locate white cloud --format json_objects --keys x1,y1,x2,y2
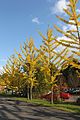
[
  {"x1": 32, "y1": 17, "x2": 40, "y2": 24},
  {"x1": 58, "y1": 36, "x2": 70, "y2": 41},
  {"x1": 51, "y1": 0, "x2": 69, "y2": 14},
  {"x1": 69, "y1": 24, "x2": 77, "y2": 30},
  {"x1": 61, "y1": 20, "x2": 77, "y2": 32},
  {"x1": 62, "y1": 24, "x2": 77, "y2": 32},
  {"x1": 62, "y1": 25, "x2": 68, "y2": 32},
  {"x1": 57, "y1": 35, "x2": 79, "y2": 53}
]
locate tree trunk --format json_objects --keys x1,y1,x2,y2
[
  {"x1": 51, "y1": 86, "x2": 53, "y2": 104},
  {"x1": 12, "y1": 89, "x2": 13, "y2": 95},
  {"x1": 27, "y1": 86, "x2": 29, "y2": 100},
  {"x1": 30, "y1": 86, "x2": 32, "y2": 100}
]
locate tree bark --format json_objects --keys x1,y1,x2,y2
[
  {"x1": 30, "y1": 86, "x2": 32, "y2": 100},
  {"x1": 27, "y1": 86, "x2": 29, "y2": 100},
  {"x1": 51, "y1": 86, "x2": 53, "y2": 104}
]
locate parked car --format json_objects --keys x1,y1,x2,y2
[
  {"x1": 41, "y1": 91, "x2": 71, "y2": 101},
  {"x1": 60, "y1": 92, "x2": 70, "y2": 99},
  {"x1": 64, "y1": 88, "x2": 80, "y2": 95}
]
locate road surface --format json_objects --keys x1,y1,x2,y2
[{"x1": 0, "y1": 96, "x2": 80, "y2": 120}]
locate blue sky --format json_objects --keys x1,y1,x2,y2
[{"x1": 0, "y1": 0, "x2": 80, "y2": 71}]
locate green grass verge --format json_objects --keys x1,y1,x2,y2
[{"x1": 12, "y1": 97, "x2": 80, "y2": 113}]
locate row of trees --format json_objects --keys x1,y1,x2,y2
[{"x1": 0, "y1": 0, "x2": 80, "y2": 103}]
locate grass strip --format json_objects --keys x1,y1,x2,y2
[{"x1": 12, "y1": 97, "x2": 80, "y2": 113}]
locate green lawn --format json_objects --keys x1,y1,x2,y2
[{"x1": 12, "y1": 97, "x2": 80, "y2": 113}]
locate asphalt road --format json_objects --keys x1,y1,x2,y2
[{"x1": 0, "y1": 96, "x2": 80, "y2": 120}]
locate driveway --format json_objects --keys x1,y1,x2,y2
[{"x1": 0, "y1": 96, "x2": 80, "y2": 120}]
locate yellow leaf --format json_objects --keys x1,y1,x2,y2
[{"x1": 77, "y1": 22, "x2": 80, "y2": 26}]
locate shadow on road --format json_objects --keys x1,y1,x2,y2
[{"x1": 0, "y1": 96, "x2": 80, "y2": 120}]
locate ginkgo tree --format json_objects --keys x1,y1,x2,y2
[
  {"x1": 0, "y1": 73, "x2": 9, "y2": 93},
  {"x1": 0, "y1": 0, "x2": 80, "y2": 102},
  {"x1": 54, "y1": 0, "x2": 80, "y2": 70},
  {"x1": 39, "y1": 28, "x2": 69, "y2": 104},
  {"x1": 3, "y1": 55, "x2": 21, "y2": 95},
  {"x1": 17, "y1": 38, "x2": 40, "y2": 100}
]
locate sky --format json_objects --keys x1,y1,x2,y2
[{"x1": 0, "y1": 0, "x2": 80, "y2": 71}]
